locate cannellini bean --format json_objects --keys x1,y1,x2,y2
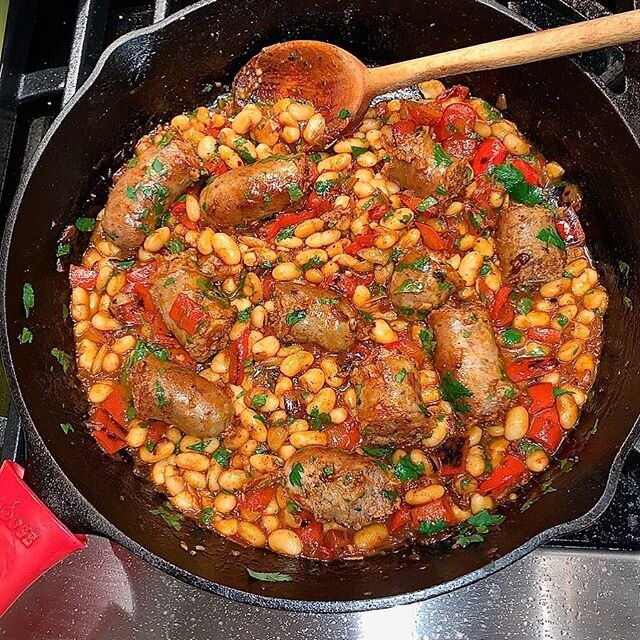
[
  {"x1": 176, "y1": 452, "x2": 210, "y2": 472},
  {"x1": 290, "y1": 430, "x2": 328, "y2": 448},
  {"x1": 557, "y1": 393, "x2": 579, "y2": 430},
  {"x1": 526, "y1": 449, "x2": 549, "y2": 472},
  {"x1": 210, "y1": 232, "x2": 241, "y2": 265},
  {"x1": 422, "y1": 422, "x2": 448, "y2": 448},
  {"x1": 307, "y1": 388, "x2": 337, "y2": 414},
  {"x1": 503, "y1": 132, "x2": 530, "y2": 155},
  {"x1": 250, "y1": 453, "x2": 283, "y2": 473},
  {"x1": 504, "y1": 406, "x2": 529, "y2": 441},
  {"x1": 252, "y1": 335, "x2": 280, "y2": 360},
  {"x1": 139, "y1": 440, "x2": 175, "y2": 463},
  {"x1": 470, "y1": 493, "x2": 494, "y2": 514},
  {"x1": 272, "y1": 262, "x2": 301, "y2": 281},
  {"x1": 458, "y1": 251, "x2": 483, "y2": 286},
  {"x1": 302, "y1": 113, "x2": 326, "y2": 144},
  {"x1": 371, "y1": 319, "x2": 398, "y2": 344},
  {"x1": 215, "y1": 518, "x2": 239, "y2": 537},
  {"x1": 143, "y1": 226, "x2": 170, "y2": 252},
  {"x1": 317, "y1": 153, "x2": 351, "y2": 173},
  {"x1": 280, "y1": 350, "x2": 314, "y2": 377},
  {"x1": 88, "y1": 382, "x2": 114, "y2": 404},
  {"x1": 405, "y1": 484, "x2": 445, "y2": 506},
  {"x1": 353, "y1": 524, "x2": 388, "y2": 551},
  {"x1": 218, "y1": 469, "x2": 247, "y2": 492},
  {"x1": 305, "y1": 230, "x2": 342, "y2": 248},
  {"x1": 540, "y1": 278, "x2": 572, "y2": 299},
  {"x1": 557, "y1": 340, "x2": 582, "y2": 362},
  {"x1": 126, "y1": 425, "x2": 148, "y2": 448},
  {"x1": 91, "y1": 311, "x2": 121, "y2": 332},
  {"x1": 183, "y1": 470, "x2": 207, "y2": 489},
  {"x1": 268, "y1": 529, "x2": 302, "y2": 556},
  {"x1": 214, "y1": 492, "x2": 237, "y2": 514},
  {"x1": 237, "y1": 521, "x2": 267, "y2": 547},
  {"x1": 299, "y1": 368, "x2": 325, "y2": 393},
  {"x1": 571, "y1": 268, "x2": 598, "y2": 297}
]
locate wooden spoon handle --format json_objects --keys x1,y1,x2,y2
[{"x1": 366, "y1": 9, "x2": 640, "y2": 95}]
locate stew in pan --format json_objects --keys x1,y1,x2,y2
[{"x1": 65, "y1": 81, "x2": 606, "y2": 560}]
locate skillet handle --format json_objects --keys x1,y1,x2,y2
[{"x1": 0, "y1": 405, "x2": 86, "y2": 618}]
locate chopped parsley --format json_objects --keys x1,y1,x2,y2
[
  {"x1": 187, "y1": 440, "x2": 211, "y2": 452},
  {"x1": 275, "y1": 225, "x2": 295, "y2": 242},
  {"x1": 150, "y1": 503, "x2": 183, "y2": 531},
  {"x1": 395, "y1": 368, "x2": 407, "y2": 384},
  {"x1": 237, "y1": 307, "x2": 251, "y2": 323},
  {"x1": 56, "y1": 243, "x2": 71, "y2": 258},
  {"x1": 315, "y1": 179, "x2": 337, "y2": 197},
  {"x1": 439, "y1": 372, "x2": 473, "y2": 413},
  {"x1": 200, "y1": 506, "x2": 214, "y2": 525},
  {"x1": 393, "y1": 455, "x2": 424, "y2": 481},
  {"x1": 419, "y1": 518, "x2": 448, "y2": 536},
  {"x1": 338, "y1": 108, "x2": 351, "y2": 119},
  {"x1": 397, "y1": 256, "x2": 430, "y2": 272},
  {"x1": 286, "y1": 183, "x2": 304, "y2": 202},
  {"x1": 286, "y1": 500, "x2": 301, "y2": 514},
  {"x1": 553, "y1": 388, "x2": 574, "y2": 398},
  {"x1": 285, "y1": 309, "x2": 306, "y2": 326},
  {"x1": 433, "y1": 143, "x2": 452, "y2": 167},
  {"x1": 419, "y1": 328, "x2": 435, "y2": 357},
  {"x1": 23, "y1": 283, "x2": 35, "y2": 317},
  {"x1": 212, "y1": 448, "x2": 231, "y2": 468},
  {"x1": 308, "y1": 406, "x2": 331, "y2": 430},
  {"x1": 502, "y1": 328, "x2": 523, "y2": 346},
  {"x1": 351, "y1": 146, "x2": 368, "y2": 158},
  {"x1": 536, "y1": 226, "x2": 566, "y2": 250},
  {"x1": 51, "y1": 348, "x2": 71, "y2": 372},
  {"x1": 75, "y1": 217, "x2": 96, "y2": 232},
  {"x1": 166, "y1": 238, "x2": 185, "y2": 253},
  {"x1": 251, "y1": 394, "x2": 267, "y2": 409},
  {"x1": 60, "y1": 422, "x2": 74, "y2": 435},
  {"x1": 516, "y1": 297, "x2": 533, "y2": 315},
  {"x1": 619, "y1": 260, "x2": 630, "y2": 277},
  {"x1": 114, "y1": 258, "x2": 135, "y2": 270},
  {"x1": 289, "y1": 462, "x2": 304, "y2": 487},
  {"x1": 394, "y1": 278, "x2": 424, "y2": 294},
  {"x1": 489, "y1": 163, "x2": 542, "y2": 206},
  {"x1": 416, "y1": 197, "x2": 438, "y2": 213},
  {"x1": 155, "y1": 381, "x2": 169, "y2": 407},
  {"x1": 518, "y1": 439, "x2": 542, "y2": 456},
  {"x1": 157, "y1": 130, "x2": 175, "y2": 147},
  {"x1": 362, "y1": 445, "x2": 393, "y2": 458},
  {"x1": 202, "y1": 83, "x2": 214, "y2": 93},
  {"x1": 247, "y1": 569, "x2": 292, "y2": 582},
  {"x1": 556, "y1": 313, "x2": 569, "y2": 328},
  {"x1": 151, "y1": 158, "x2": 167, "y2": 175},
  {"x1": 18, "y1": 328, "x2": 33, "y2": 344},
  {"x1": 234, "y1": 138, "x2": 256, "y2": 164},
  {"x1": 454, "y1": 509, "x2": 505, "y2": 547},
  {"x1": 126, "y1": 340, "x2": 169, "y2": 370},
  {"x1": 126, "y1": 407, "x2": 136, "y2": 421},
  {"x1": 318, "y1": 297, "x2": 339, "y2": 305}
]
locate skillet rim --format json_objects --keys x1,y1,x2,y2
[{"x1": 1, "y1": 0, "x2": 640, "y2": 613}]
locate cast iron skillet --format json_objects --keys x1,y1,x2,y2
[{"x1": 2, "y1": 0, "x2": 640, "y2": 613}]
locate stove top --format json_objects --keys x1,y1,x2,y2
[{"x1": 0, "y1": 0, "x2": 639, "y2": 638}]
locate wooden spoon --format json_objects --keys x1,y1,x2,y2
[{"x1": 233, "y1": 9, "x2": 640, "y2": 145}]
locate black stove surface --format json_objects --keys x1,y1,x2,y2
[{"x1": 0, "y1": 0, "x2": 639, "y2": 634}]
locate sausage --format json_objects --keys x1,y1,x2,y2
[
  {"x1": 382, "y1": 129, "x2": 467, "y2": 199},
  {"x1": 283, "y1": 447, "x2": 400, "y2": 528},
  {"x1": 129, "y1": 355, "x2": 234, "y2": 439},
  {"x1": 390, "y1": 250, "x2": 462, "y2": 313},
  {"x1": 496, "y1": 204, "x2": 566, "y2": 286},
  {"x1": 149, "y1": 258, "x2": 236, "y2": 362},
  {"x1": 352, "y1": 348, "x2": 442, "y2": 446},
  {"x1": 199, "y1": 155, "x2": 311, "y2": 229},
  {"x1": 102, "y1": 138, "x2": 199, "y2": 248},
  {"x1": 271, "y1": 283, "x2": 357, "y2": 352},
  {"x1": 429, "y1": 304, "x2": 516, "y2": 421}
]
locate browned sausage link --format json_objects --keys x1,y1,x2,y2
[
  {"x1": 283, "y1": 447, "x2": 400, "y2": 528},
  {"x1": 199, "y1": 154, "x2": 311, "y2": 229},
  {"x1": 271, "y1": 282, "x2": 357, "y2": 352},
  {"x1": 382, "y1": 129, "x2": 467, "y2": 199},
  {"x1": 390, "y1": 250, "x2": 462, "y2": 313},
  {"x1": 129, "y1": 355, "x2": 234, "y2": 439},
  {"x1": 149, "y1": 258, "x2": 235, "y2": 362},
  {"x1": 496, "y1": 204, "x2": 566, "y2": 286},
  {"x1": 429, "y1": 304, "x2": 516, "y2": 421},
  {"x1": 352, "y1": 348, "x2": 436, "y2": 447},
  {"x1": 102, "y1": 138, "x2": 199, "y2": 249}
]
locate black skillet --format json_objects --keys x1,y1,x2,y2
[{"x1": 1, "y1": 0, "x2": 640, "y2": 614}]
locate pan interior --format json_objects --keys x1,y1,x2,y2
[{"x1": 4, "y1": 0, "x2": 640, "y2": 609}]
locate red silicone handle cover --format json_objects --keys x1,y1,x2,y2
[{"x1": 0, "y1": 460, "x2": 86, "y2": 617}]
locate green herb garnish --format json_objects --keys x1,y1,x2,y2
[{"x1": 439, "y1": 372, "x2": 473, "y2": 413}]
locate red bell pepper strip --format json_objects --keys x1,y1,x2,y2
[
  {"x1": 505, "y1": 357, "x2": 558, "y2": 383},
  {"x1": 478, "y1": 452, "x2": 527, "y2": 495},
  {"x1": 490, "y1": 286, "x2": 514, "y2": 328},
  {"x1": 92, "y1": 430, "x2": 127, "y2": 455},
  {"x1": 442, "y1": 134, "x2": 479, "y2": 159},
  {"x1": 323, "y1": 529, "x2": 350, "y2": 555},
  {"x1": 126, "y1": 261, "x2": 158, "y2": 285},
  {"x1": 324, "y1": 419, "x2": 361, "y2": 451},
  {"x1": 527, "y1": 406, "x2": 563, "y2": 452},
  {"x1": 527, "y1": 327, "x2": 563, "y2": 345},
  {"x1": 264, "y1": 210, "x2": 317, "y2": 240},
  {"x1": 204, "y1": 157, "x2": 228, "y2": 176},
  {"x1": 434, "y1": 103, "x2": 477, "y2": 141},
  {"x1": 133, "y1": 282, "x2": 156, "y2": 321},
  {"x1": 298, "y1": 521, "x2": 324, "y2": 551},
  {"x1": 306, "y1": 192, "x2": 333, "y2": 215},
  {"x1": 345, "y1": 232, "x2": 377, "y2": 256},
  {"x1": 528, "y1": 383, "x2": 555, "y2": 414},
  {"x1": 410, "y1": 496, "x2": 457, "y2": 527},
  {"x1": 330, "y1": 271, "x2": 374, "y2": 297},
  {"x1": 240, "y1": 486, "x2": 276, "y2": 512},
  {"x1": 170, "y1": 200, "x2": 197, "y2": 230},
  {"x1": 471, "y1": 137, "x2": 508, "y2": 175},
  {"x1": 91, "y1": 408, "x2": 127, "y2": 441},
  {"x1": 406, "y1": 101, "x2": 442, "y2": 125},
  {"x1": 145, "y1": 421, "x2": 168, "y2": 446},
  {"x1": 415, "y1": 221, "x2": 447, "y2": 252},
  {"x1": 511, "y1": 159, "x2": 540, "y2": 186},
  {"x1": 367, "y1": 203, "x2": 390, "y2": 221},
  {"x1": 384, "y1": 338, "x2": 425, "y2": 366},
  {"x1": 228, "y1": 328, "x2": 249, "y2": 385},
  {"x1": 436, "y1": 84, "x2": 470, "y2": 103},
  {"x1": 169, "y1": 293, "x2": 206, "y2": 336},
  {"x1": 261, "y1": 274, "x2": 275, "y2": 300},
  {"x1": 389, "y1": 504, "x2": 412, "y2": 533},
  {"x1": 100, "y1": 385, "x2": 129, "y2": 426},
  {"x1": 69, "y1": 265, "x2": 97, "y2": 289},
  {"x1": 555, "y1": 206, "x2": 585, "y2": 247},
  {"x1": 392, "y1": 119, "x2": 418, "y2": 143}
]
